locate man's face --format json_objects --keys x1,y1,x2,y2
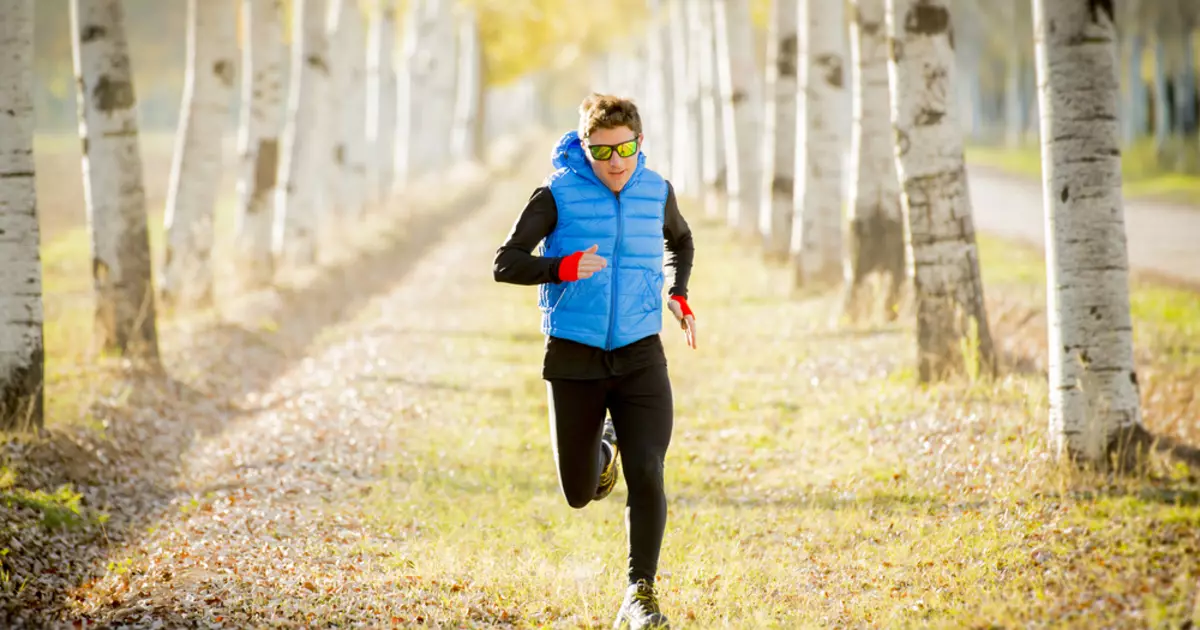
[{"x1": 583, "y1": 126, "x2": 641, "y2": 193}]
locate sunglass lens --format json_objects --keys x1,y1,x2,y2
[
  {"x1": 616, "y1": 140, "x2": 638, "y2": 158},
  {"x1": 589, "y1": 145, "x2": 613, "y2": 160}
]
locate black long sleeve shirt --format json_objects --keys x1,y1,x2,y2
[{"x1": 494, "y1": 181, "x2": 695, "y2": 380}]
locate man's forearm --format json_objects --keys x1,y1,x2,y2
[{"x1": 494, "y1": 249, "x2": 562, "y2": 285}]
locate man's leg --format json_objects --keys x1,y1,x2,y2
[
  {"x1": 547, "y1": 378, "x2": 609, "y2": 509},
  {"x1": 607, "y1": 364, "x2": 674, "y2": 585}
]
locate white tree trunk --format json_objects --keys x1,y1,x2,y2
[
  {"x1": 325, "y1": 0, "x2": 368, "y2": 222},
  {"x1": 422, "y1": 0, "x2": 457, "y2": 176},
  {"x1": 886, "y1": 0, "x2": 994, "y2": 382},
  {"x1": 791, "y1": 0, "x2": 848, "y2": 286},
  {"x1": 274, "y1": 0, "x2": 329, "y2": 268},
  {"x1": 234, "y1": 0, "x2": 286, "y2": 289},
  {"x1": 759, "y1": 0, "x2": 798, "y2": 260},
  {"x1": 645, "y1": 0, "x2": 673, "y2": 177},
  {"x1": 70, "y1": 0, "x2": 159, "y2": 359},
  {"x1": 451, "y1": 7, "x2": 483, "y2": 163},
  {"x1": 161, "y1": 0, "x2": 238, "y2": 307},
  {"x1": 691, "y1": 0, "x2": 724, "y2": 217},
  {"x1": 366, "y1": 0, "x2": 397, "y2": 204},
  {"x1": 397, "y1": 0, "x2": 455, "y2": 182},
  {"x1": 713, "y1": 0, "x2": 761, "y2": 237},
  {"x1": 393, "y1": 0, "x2": 418, "y2": 187},
  {"x1": 0, "y1": 0, "x2": 43, "y2": 431},
  {"x1": 668, "y1": 0, "x2": 699, "y2": 194},
  {"x1": 842, "y1": 0, "x2": 908, "y2": 319},
  {"x1": 1033, "y1": 0, "x2": 1142, "y2": 466}
]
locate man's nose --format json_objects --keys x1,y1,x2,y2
[{"x1": 608, "y1": 152, "x2": 622, "y2": 166}]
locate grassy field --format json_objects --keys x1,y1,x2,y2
[
  {"x1": 348, "y1": 177, "x2": 1200, "y2": 627},
  {"x1": 966, "y1": 139, "x2": 1200, "y2": 206},
  {"x1": 5, "y1": 133, "x2": 1200, "y2": 627}
]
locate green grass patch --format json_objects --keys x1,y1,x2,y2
[{"x1": 0, "y1": 483, "x2": 104, "y2": 530}]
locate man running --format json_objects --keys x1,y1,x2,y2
[{"x1": 493, "y1": 93, "x2": 697, "y2": 630}]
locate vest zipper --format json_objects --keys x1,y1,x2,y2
[{"x1": 606, "y1": 191, "x2": 622, "y2": 351}]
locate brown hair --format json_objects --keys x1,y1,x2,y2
[{"x1": 577, "y1": 93, "x2": 643, "y2": 139}]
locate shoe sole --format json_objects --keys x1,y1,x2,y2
[{"x1": 595, "y1": 441, "x2": 620, "y2": 499}]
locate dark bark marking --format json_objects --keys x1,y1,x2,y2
[{"x1": 92, "y1": 75, "x2": 135, "y2": 113}]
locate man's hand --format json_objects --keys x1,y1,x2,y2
[
  {"x1": 560, "y1": 244, "x2": 607, "y2": 282},
  {"x1": 667, "y1": 297, "x2": 698, "y2": 350},
  {"x1": 576, "y1": 244, "x2": 607, "y2": 280}
]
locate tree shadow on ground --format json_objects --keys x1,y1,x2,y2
[{"x1": 0, "y1": 159, "x2": 503, "y2": 625}]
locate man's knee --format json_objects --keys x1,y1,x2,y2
[
  {"x1": 623, "y1": 456, "x2": 665, "y2": 497},
  {"x1": 561, "y1": 480, "x2": 595, "y2": 509}
]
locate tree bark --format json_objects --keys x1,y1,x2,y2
[
  {"x1": 792, "y1": 0, "x2": 848, "y2": 287},
  {"x1": 759, "y1": 0, "x2": 799, "y2": 261},
  {"x1": 1033, "y1": 0, "x2": 1143, "y2": 467},
  {"x1": 692, "y1": 0, "x2": 724, "y2": 218},
  {"x1": 0, "y1": 0, "x2": 44, "y2": 431},
  {"x1": 325, "y1": 0, "x2": 367, "y2": 222},
  {"x1": 668, "y1": 0, "x2": 700, "y2": 195},
  {"x1": 70, "y1": 0, "x2": 160, "y2": 360},
  {"x1": 366, "y1": 0, "x2": 397, "y2": 204},
  {"x1": 274, "y1": 0, "x2": 329, "y2": 268},
  {"x1": 399, "y1": 0, "x2": 456, "y2": 181},
  {"x1": 885, "y1": 0, "x2": 995, "y2": 382},
  {"x1": 234, "y1": 0, "x2": 286, "y2": 289},
  {"x1": 161, "y1": 0, "x2": 238, "y2": 308},
  {"x1": 645, "y1": 0, "x2": 673, "y2": 177},
  {"x1": 713, "y1": 0, "x2": 761, "y2": 238},
  {"x1": 451, "y1": 7, "x2": 484, "y2": 164},
  {"x1": 842, "y1": 0, "x2": 908, "y2": 321}
]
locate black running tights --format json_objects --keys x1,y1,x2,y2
[{"x1": 546, "y1": 364, "x2": 674, "y2": 585}]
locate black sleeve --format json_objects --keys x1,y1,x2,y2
[
  {"x1": 662, "y1": 181, "x2": 694, "y2": 299},
  {"x1": 493, "y1": 186, "x2": 565, "y2": 286}
]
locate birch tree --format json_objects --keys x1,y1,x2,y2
[
  {"x1": 1032, "y1": 0, "x2": 1143, "y2": 467},
  {"x1": 70, "y1": 0, "x2": 159, "y2": 359},
  {"x1": 645, "y1": 0, "x2": 673, "y2": 176},
  {"x1": 366, "y1": 0, "x2": 397, "y2": 204},
  {"x1": 792, "y1": 0, "x2": 848, "y2": 286},
  {"x1": 842, "y1": 0, "x2": 907, "y2": 320},
  {"x1": 692, "y1": 0, "x2": 724, "y2": 218},
  {"x1": 0, "y1": 0, "x2": 44, "y2": 431},
  {"x1": 161, "y1": 0, "x2": 238, "y2": 307},
  {"x1": 451, "y1": 7, "x2": 485, "y2": 164},
  {"x1": 713, "y1": 0, "x2": 762, "y2": 237},
  {"x1": 326, "y1": 0, "x2": 367, "y2": 220},
  {"x1": 275, "y1": 0, "x2": 329, "y2": 268},
  {"x1": 397, "y1": 0, "x2": 456, "y2": 183},
  {"x1": 759, "y1": 0, "x2": 798, "y2": 260},
  {"x1": 234, "y1": 0, "x2": 286, "y2": 289},
  {"x1": 668, "y1": 0, "x2": 700, "y2": 194},
  {"x1": 885, "y1": 0, "x2": 994, "y2": 382}
]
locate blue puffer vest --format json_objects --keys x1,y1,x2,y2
[{"x1": 538, "y1": 130, "x2": 668, "y2": 351}]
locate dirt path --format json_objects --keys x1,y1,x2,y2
[{"x1": 966, "y1": 165, "x2": 1200, "y2": 285}]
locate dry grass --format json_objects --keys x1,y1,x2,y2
[{"x1": 1, "y1": 131, "x2": 1198, "y2": 627}]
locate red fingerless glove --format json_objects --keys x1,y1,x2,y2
[
  {"x1": 671, "y1": 295, "x2": 694, "y2": 318},
  {"x1": 558, "y1": 251, "x2": 584, "y2": 282}
]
